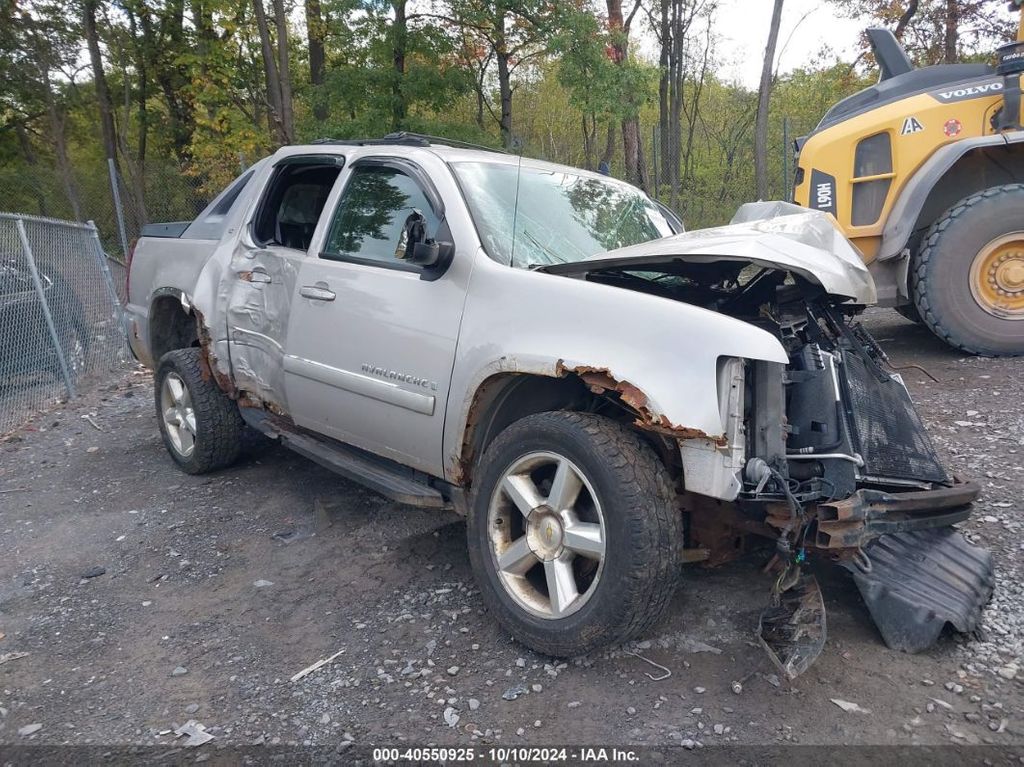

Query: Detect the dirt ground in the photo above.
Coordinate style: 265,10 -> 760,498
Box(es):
1,309 -> 1022,751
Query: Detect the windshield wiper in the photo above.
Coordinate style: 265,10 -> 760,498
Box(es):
520,229 -> 567,265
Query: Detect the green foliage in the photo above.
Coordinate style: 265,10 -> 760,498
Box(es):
830,0 -> 1017,65
553,9 -> 652,123
0,0 -> 881,232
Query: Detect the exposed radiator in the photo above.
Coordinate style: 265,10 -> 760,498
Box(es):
840,349 -> 950,485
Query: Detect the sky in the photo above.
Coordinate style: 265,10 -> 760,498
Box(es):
712,0 -> 864,88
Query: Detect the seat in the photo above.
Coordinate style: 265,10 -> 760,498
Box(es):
276,184 -> 323,250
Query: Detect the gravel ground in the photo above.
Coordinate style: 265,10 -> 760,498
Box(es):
0,309 -> 1022,750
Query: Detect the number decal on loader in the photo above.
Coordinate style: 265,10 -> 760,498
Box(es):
809,169 -> 837,216
901,116 -> 924,135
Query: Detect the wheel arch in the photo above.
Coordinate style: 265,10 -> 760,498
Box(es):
451,364 -> 686,489
881,132 -> 1024,262
149,289 -> 200,364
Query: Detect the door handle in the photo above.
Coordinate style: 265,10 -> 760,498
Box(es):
300,284 -> 336,302
239,267 -> 272,284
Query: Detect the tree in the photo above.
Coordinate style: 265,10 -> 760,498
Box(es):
83,0 -> 120,171
648,0 -> 716,207
831,0 -> 1016,65
253,0 -> 294,143
606,0 -> 648,190
754,0 -> 783,200
1,1 -> 84,217
442,0 -> 562,148
306,0 -> 327,120
554,9 -> 620,169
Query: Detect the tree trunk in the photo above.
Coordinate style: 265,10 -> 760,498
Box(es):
253,0 -> 286,144
126,8 -> 148,173
306,0 -> 327,120
600,120 -> 616,168
44,80 -> 82,220
15,122 -> 52,217
606,0 -> 647,190
894,0 -> 918,40
621,119 -> 648,191
391,0 -> 408,131
658,0 -> 670,189
272,0 -> 294,142
582,114 -> 597,170
754,0 -> 784,200
83,0 -> 121,176
153,0 -> 194,157
668,0 -> 683,209
495,15 -> 513,148
943,0 -> 958,63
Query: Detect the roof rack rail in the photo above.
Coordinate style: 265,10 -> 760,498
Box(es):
310,132 -> 508,154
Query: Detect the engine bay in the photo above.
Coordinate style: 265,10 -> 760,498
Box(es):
581,259 -> 953,508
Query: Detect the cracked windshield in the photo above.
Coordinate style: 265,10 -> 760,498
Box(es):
453,162 -> 672,268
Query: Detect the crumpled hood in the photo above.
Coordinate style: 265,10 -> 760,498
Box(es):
541,201 -> 876,305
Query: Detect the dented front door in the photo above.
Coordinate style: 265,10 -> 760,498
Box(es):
282,157 -> 471,476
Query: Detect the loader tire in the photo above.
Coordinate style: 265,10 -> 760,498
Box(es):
467,411 -> 683,657
895,304 -> 921,324
911,184 -> 1024,356
155,347 -> 244,474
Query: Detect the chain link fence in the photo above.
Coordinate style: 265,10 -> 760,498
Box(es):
0,157 -> 212,262
0,213 -> 130,435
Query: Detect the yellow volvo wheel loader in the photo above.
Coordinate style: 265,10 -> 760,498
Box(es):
793,2 -> 1024,355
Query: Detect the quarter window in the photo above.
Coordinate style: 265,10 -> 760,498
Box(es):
323,166 -> 440,265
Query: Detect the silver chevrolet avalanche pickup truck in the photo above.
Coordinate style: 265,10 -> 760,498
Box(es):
126,133 -> 993,676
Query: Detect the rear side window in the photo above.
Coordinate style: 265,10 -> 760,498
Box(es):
209,170 -> 254,217
183,167 -> 258,240
253,163 -> 343,251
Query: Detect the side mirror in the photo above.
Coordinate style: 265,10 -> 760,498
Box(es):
400,210 -> 451,267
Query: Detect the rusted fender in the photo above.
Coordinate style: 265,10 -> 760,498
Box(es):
558,362 -> 728,445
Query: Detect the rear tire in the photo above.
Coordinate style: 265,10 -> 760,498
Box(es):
155,348 -> 244,474
911,184 -> 1024,356
467,411 -> 682,657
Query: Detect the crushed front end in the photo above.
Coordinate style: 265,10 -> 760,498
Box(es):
540,207 -> 995,677
720,288 -> 994,677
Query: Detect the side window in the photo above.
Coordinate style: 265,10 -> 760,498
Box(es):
253,163 -> 343,251
209,169 -> 254,218
322,166 -> 440,265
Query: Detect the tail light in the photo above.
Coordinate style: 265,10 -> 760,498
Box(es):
125,239 -> 137,300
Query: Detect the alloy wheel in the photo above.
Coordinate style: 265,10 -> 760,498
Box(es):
487,451 -> 606,619
161,372 -> 197,458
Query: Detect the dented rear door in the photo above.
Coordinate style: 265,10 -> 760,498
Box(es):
224,154 -> 345,411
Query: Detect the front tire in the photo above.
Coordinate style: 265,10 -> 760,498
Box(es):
911,184 -> 1024,356
467,411 -> 683,656
155,348 -> 244,474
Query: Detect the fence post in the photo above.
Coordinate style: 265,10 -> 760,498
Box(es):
87,220 -> 129,341
107,157 -> 131,261
652,124 -> 659,201
15,217 -> 76,398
